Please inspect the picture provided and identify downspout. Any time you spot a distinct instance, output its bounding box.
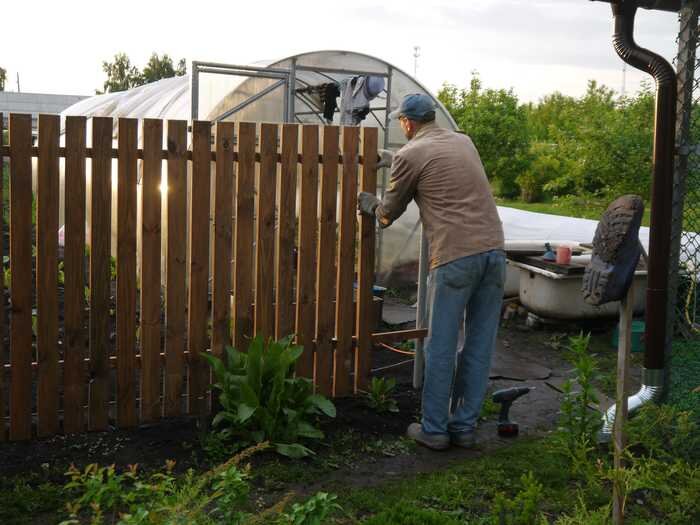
[592,0,680,441]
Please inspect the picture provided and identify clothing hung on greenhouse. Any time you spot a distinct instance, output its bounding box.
[295,82,340,123]
[339,75,385,125]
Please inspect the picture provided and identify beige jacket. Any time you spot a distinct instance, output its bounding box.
[376,122,504,269]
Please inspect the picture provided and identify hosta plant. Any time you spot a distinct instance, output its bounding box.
[203,335,336,458]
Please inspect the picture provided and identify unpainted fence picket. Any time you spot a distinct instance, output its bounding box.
[0,115,389,440]
[0,112,5,441]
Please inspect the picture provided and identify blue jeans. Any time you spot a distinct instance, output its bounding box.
[421,250,505,436]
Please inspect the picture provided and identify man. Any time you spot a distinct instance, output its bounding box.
[358,93,505,450]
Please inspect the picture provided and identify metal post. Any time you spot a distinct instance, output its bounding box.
[190,61,200,121]
[413,226,429,389]
[668,2,698,341]
[376,66,393,277]
[286,58,297,123]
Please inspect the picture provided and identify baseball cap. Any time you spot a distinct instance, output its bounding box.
[389,93,436,122]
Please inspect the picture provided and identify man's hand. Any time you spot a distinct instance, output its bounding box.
[376,149,394,169]
[357,191,380,216]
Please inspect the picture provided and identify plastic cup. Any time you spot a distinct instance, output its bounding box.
[556,245,572,265]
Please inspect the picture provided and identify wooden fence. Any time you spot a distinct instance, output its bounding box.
[0,112,423,441]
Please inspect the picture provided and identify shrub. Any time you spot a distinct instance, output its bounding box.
[203,335,336,458]
[364,377,399,414]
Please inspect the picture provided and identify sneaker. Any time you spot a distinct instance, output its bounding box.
[450,431,476,449]
[406,423,450,450]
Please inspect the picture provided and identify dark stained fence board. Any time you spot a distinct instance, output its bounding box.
[36,114,60,437]
[187,121,211,415]
[275,124,298,340]
[316,126,339,397]
[63,116,87,434]
[164,120,187,417]
[116,118,138,428]
[355,128,378,392]
[89,116,113,431]
[233,122,256,352]
[295,125,319,378]
[255,123,277,340]
[9,114,33,440]
[335,127,359,396]
[0,113,4,441]
[212,122,234,364]
[140,119,163,422]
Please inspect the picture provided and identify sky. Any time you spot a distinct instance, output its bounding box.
[1,0,681,103]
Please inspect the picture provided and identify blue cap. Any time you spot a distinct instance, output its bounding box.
[389,93,436,122]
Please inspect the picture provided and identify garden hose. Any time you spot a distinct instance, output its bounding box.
[380,342,415,356]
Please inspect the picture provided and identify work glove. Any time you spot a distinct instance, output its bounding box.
[376,149,394,169]
[357,191,381,216]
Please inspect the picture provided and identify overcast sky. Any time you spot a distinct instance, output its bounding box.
[1,0,680,103]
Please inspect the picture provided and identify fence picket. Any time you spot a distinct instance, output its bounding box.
[355,128,378,392]
[295,125,319,378]
[164,120,187,417]
[188,121,212,415]
[36,114,60,437]
[275,124,298,340]
[89,116,113,430]
[63,116,87,434]
[335,127,359,396]
[140,119,163,421]
[255,124,277,339]
[9,114,33,440]
[0,112,4,441]
[316,126,339,396]
[233,122,256,352]
[117,118,138,428]
[212,122,234,363]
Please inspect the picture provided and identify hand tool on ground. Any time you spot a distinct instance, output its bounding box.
[492,386,534,437]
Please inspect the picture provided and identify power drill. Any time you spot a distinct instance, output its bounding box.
[492,386,533,437]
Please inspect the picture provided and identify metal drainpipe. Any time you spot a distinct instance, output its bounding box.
[594,0,680,441]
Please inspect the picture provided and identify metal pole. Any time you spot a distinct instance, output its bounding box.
[376,66,393,277]
[190,61,200,121]
[287,58,297,123]
[413,226,429,389]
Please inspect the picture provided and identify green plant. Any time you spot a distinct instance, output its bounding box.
[491,471,546,525]
[281,492,342,525]
[365,377,399,413]
[203,335,336,458]
[555,333,601,462]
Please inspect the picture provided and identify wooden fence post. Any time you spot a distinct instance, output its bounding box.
[355,127,378,393]
[9,113,33,440]
[0,112,4,441]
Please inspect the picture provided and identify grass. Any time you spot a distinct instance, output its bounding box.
[497,196,652,227]
[669,339,700,418]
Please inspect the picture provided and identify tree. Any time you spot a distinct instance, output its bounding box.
[99,53,143,94]
[0,67,6,91]
[99,52,187,94]
[438,73,531,198]
[141,53,186,84]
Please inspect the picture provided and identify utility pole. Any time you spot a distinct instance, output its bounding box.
[16,72,20,93]
[413,46,420,78]
[621,63,627,97]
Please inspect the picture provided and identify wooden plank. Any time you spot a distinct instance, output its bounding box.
[164,120,187,417]
[63,116,87,434]
[116,118,138,428]
[355,127,378,392]
[0,112,4,441]
[275,124,298,340]
[187,120,211,415]
[36,114,60,437]
[316,126,339,397]
[334,127,359,396]
[9,113,33,440]
[295,125,319,378]
[233,122,256,352]
[140,119,163,422]
[613,283,634,525]
[255,123,277,340]
[211,122,234,367]
[89,116,113,431]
